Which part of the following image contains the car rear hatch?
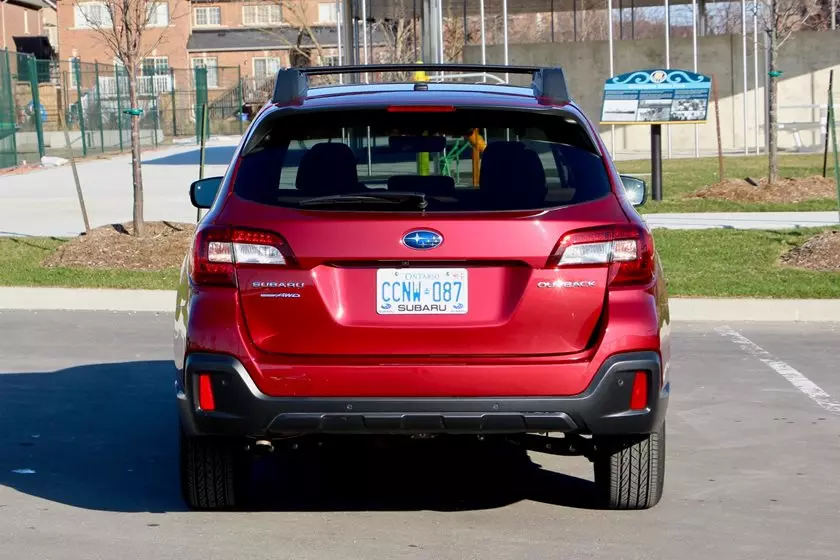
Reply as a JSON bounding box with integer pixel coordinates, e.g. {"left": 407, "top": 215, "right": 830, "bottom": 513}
{"left": 211, "top": 105, "right": 642, "bottom": 358}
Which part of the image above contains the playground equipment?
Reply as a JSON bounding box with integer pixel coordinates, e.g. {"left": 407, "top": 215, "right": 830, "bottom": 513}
{"left": 441, "top": 129, "right": 486, "bottom": 186}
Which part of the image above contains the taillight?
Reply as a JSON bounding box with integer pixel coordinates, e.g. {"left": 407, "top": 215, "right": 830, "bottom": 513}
{"left": 547, "top": 224, "right": 655, "bottom": 287}
{"left": 190, "top": 226, "right": 292, "bottom": 286}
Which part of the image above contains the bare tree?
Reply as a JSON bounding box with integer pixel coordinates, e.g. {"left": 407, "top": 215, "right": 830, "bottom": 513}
{"left": 756, "top": 0, "right": 819, "bottom": 182}
{"left": 74, "top": 0, "right": 182, "bottom": 237}
{"left": 265, "top": 0, "right": 327, "bottom": 68}
{"left": 369, "top": 2, "right": 416, "bottom": 77}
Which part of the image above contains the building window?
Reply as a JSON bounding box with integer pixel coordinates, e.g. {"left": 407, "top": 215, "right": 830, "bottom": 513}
{"left": 321, "top": 54, "right": 339, "bottom": 67}
{"left": 74, "top": 2, "right": 112, "bottom": 29}
{"left": 142, "top": 57, "right": 169, "bottom": 76}
{"left": 242, "top": 4, "right": 282, "bottom": 26}
{"left": 253, "top": 57, "right": 281, "bottom": 79}
{"left": 68, "top": 58, "right": 79, "bottom": 88}
{"left": 193, "top": 6, "right": 221, "bottom": 27}
{"left": 147, "top": 2, "right": 170, "bottom": 27}
{"left": 141, "top": 57, "right": 172, "bottom": 93}
{"left": 318, "top": 2, "right": 338, "bottom": 23}
{"left": 192, "top": 57, "right": 219, "bottom": 89}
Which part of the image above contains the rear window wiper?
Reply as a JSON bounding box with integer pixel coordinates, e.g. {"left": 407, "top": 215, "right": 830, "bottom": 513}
{"left": 298, "top": 191, "right": 428, "bottom": 209}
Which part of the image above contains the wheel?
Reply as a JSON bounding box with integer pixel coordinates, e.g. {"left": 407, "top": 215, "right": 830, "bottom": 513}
{"left": 592, "top": 422, "right": 666, "bottom": 510}
{"left": 180, "top": 433, "right": 246, "bottom": 510}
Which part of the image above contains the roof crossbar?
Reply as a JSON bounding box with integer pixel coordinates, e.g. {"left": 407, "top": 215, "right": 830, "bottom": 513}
{"left": 272, "top": 64, "right": 570, "bottom": 106}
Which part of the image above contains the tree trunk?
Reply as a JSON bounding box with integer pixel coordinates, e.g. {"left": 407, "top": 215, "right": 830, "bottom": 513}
{"left": 766, "top": 0, "right": 779, "bottom": 184}
{"left": 127, "top": 64, "right": 145, "bottom": 237}
{"left": 767, "top": 34, "right": 779, "bottom": 184}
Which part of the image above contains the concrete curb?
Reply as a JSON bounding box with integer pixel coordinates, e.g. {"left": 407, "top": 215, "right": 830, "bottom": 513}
{"left": 668, "top": 298, "right": 840, "bottom": 322}
{"left": 0, "top": 287, "right": 173, "bottom": 312}
{"left": 0, "top": 287, "right": 839, "bottom": 321}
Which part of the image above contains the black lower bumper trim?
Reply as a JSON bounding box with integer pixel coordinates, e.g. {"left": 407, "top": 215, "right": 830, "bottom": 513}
{"left": 267, "top": 412, "right": 577, "bottom": 434}
{"left": 177, "top": 352, "right": 668, "bottom": 437}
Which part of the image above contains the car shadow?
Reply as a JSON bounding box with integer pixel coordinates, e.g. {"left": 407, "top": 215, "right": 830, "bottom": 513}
{"left": 142, "top": 146, "right": 237, "bottom": 166}
{"left": 0, "top": 361, "right": 598, "bottom": 513}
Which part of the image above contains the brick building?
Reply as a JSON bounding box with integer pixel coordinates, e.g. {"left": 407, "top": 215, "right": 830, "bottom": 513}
{"left": 187, "top": 0, "right": 342, "bottom": 89}
{"left": 2, "top": 0, "right": 58, "bottom": 53}
{"left": 57, "top": 0, "right": 192, "bottom": 71}
{"left": 56, "top": 0, "right": 346, "bottom": 82}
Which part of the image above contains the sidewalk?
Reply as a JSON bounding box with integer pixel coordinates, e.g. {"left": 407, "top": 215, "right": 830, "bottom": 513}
{"left": 0, "top": 140, "right": 237, "bottom": 237}
{"left": 643, "top": 211, "right": 840, "bottom": 230}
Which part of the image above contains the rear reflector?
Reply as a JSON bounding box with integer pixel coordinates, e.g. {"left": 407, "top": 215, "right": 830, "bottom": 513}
{"left": 629, "top": 371, "right": 648, "bottom": 411}
{"left": 198, "top": 374, "right": 216, "bottom": 411}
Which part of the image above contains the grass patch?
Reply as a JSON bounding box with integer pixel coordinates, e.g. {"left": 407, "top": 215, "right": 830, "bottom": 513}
{"left": 0, "top": 237, "right": 178, "bottom": 290}
{"left": 655, "top": 228, "right": 840, "bottom": 298}
{"left": 2, "top": 229, "right": 839, "bottom": 298}
{"left": 618, "top": 153, "right": 840, "bottom": 213}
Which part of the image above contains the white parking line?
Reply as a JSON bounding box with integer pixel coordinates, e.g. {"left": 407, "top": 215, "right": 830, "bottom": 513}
{"left": 716, "top": 326, "right": 840, "bottom": 415}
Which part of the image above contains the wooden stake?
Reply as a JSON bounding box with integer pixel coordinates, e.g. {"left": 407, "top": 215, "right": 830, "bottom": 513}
{"left": 62, "top": 125, "right": 91, "bottom": 234}
{"left": 712, "top": 74, "right": 725, "bottom": 182}
{"left": 823, "top": 70, "right": 833, "bottom": 178}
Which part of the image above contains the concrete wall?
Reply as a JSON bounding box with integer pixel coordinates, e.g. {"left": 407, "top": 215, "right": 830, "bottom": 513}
{"left": 16, "top": 129, "right": 165, "bottom": 151}
{"left": 465, "top": 30, "right": 840, "bottom": 156}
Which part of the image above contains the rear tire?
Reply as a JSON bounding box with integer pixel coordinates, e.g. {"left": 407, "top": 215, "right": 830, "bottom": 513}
{"left": 592, "top": 422, "right": 666, "bottom": 510}
{"left": 180, "top": 433, "right": 246, "bottom": 510}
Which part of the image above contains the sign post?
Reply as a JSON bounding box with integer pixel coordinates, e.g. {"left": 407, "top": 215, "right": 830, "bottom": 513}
{"left": 600, "top": 69, "right": 712, "bottom": 201}
{"left": 651, "top": 124, "right": 662, "bottom": 201}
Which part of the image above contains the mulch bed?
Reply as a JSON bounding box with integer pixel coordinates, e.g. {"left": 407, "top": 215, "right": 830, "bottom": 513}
{"left": 688, "top": 176, "right": 837, "bottom": 203}
{"left": 780, "top": 230, "right": 840, "bottom": 272}
{"left": 43, "top": 221, "right": 195, "bottom": 270}
{"left": 0, "top": 163, "right": 40, "bottom": 176}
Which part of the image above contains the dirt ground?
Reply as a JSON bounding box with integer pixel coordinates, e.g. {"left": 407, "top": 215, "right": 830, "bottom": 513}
{"left": 688, "top": 176, "right": 837, "bottom": 203}
{"left": 780, "top": 229, "right": 840, "bottom": 272}
{"left": 42, "top": 221, "right": 195, "bottom": 270}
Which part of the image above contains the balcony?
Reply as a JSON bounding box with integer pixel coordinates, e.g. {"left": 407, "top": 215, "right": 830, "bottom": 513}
{"left": 97, "top": 74, "right": 174, "bottom": 98}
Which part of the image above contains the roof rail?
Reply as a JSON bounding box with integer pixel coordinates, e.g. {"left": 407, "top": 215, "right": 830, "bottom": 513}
{"left": 271, "top": 64, "right": 570, "bottom": 106}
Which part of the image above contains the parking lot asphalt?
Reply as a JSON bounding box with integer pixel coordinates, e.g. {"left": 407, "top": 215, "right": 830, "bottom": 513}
{"left": 0, "top": 311, "right": 838, "bottom": 560}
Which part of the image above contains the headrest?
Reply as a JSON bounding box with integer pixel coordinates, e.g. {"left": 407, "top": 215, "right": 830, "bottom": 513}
{"left": 295, "top": 142, "right": 359, "bottom": 195}
{"left": 479, "top": 142, "right": 547, "bottom": 208}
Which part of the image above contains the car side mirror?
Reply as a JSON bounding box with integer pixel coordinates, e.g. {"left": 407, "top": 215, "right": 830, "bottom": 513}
{"left": 190, "top": 176, "right": 223, "bottom": 209}
{"left": 620, "top": 175, "right": 647, "bottom": 207}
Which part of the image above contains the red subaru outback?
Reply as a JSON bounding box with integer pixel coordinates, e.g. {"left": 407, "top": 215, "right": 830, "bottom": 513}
{"left": 175, "top": 64, "right": 670, "bottom": 511}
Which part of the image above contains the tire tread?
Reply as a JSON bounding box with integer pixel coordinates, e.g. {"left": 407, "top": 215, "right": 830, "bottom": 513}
{"left": 180, "top": 434, "right": 241, "bottom": 510}
{"left": 593, "top": 422, "right": 665, "bottom": 510}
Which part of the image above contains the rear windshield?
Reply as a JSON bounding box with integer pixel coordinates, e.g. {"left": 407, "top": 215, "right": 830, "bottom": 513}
{"left": 234, "top": 108, "right": 612, "bottom": 212}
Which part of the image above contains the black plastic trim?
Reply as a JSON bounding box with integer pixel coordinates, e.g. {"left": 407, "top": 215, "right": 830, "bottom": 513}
{"left": 178, "top": 351, "right": 668, "bottom": 437}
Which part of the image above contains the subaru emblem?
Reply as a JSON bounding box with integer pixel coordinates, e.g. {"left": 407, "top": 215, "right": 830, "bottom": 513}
{"left": 402, "top": 229, "right": 443, "bottom": 250}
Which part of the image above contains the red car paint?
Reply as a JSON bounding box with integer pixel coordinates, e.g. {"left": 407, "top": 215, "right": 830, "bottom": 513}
{"left": 174, "top": 85, "right": 670, "bottom": 400}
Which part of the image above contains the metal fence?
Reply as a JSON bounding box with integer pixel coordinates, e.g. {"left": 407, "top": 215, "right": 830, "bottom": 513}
{"left": 0, "top": 49, "right": 246, "bottom": 168}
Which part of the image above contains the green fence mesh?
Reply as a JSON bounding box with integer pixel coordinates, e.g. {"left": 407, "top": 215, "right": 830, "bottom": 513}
{"left": 0, "top": 48, "right": 246, "bottom": 169}
{"left": 0, "top": 50, "right": 17, "bottom": 168}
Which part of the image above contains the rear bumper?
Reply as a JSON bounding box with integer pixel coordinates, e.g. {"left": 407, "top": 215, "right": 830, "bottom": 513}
{"left": 177, "top": 352, "right": 668, "bottom": 437}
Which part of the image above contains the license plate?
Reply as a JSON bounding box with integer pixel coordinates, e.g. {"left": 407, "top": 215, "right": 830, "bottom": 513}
{"left": 376, "top": 268, "right": 468, "bottom": 315}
